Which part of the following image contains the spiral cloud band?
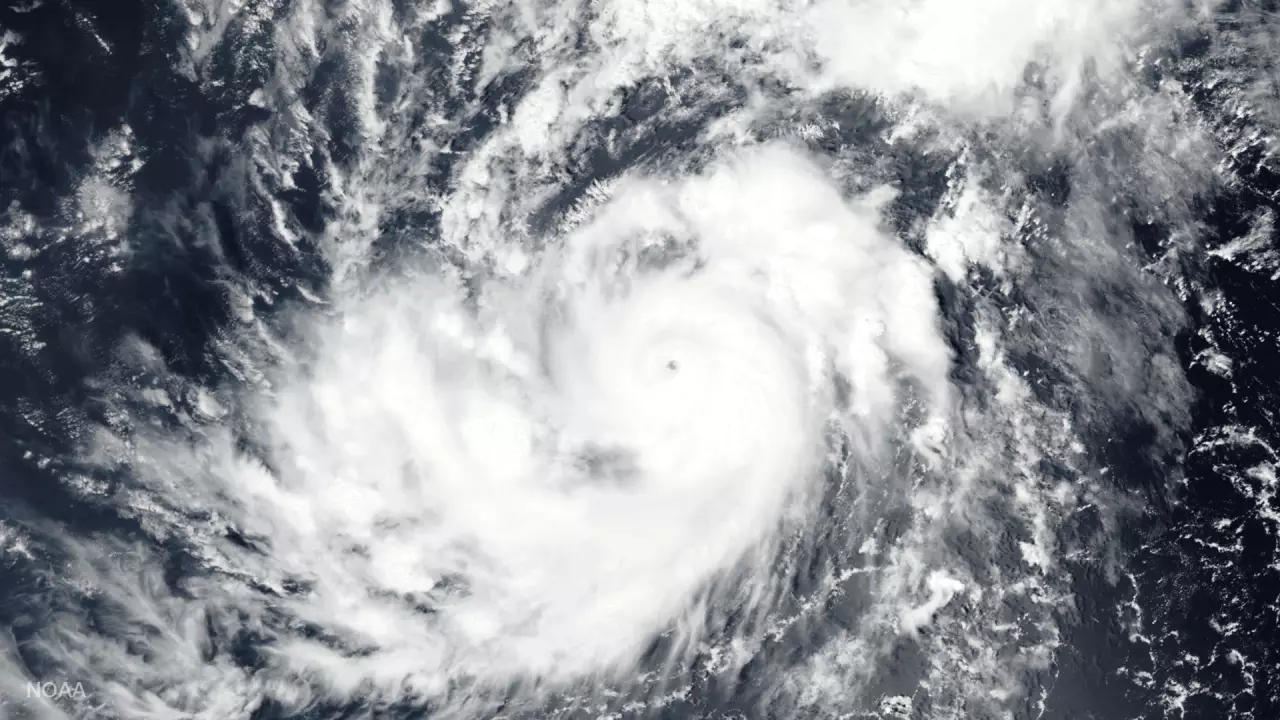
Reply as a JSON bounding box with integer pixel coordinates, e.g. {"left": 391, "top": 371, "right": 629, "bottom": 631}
{"left": 139, "top": 144, "right": 950, "bottom": 699}
{"left": 3, "top": 0, "right": 1269, "bottom": 715}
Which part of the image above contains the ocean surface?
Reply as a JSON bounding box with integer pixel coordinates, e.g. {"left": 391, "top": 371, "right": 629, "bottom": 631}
{"left": 1, "top": 1, "right": 1278, "bottom": 718}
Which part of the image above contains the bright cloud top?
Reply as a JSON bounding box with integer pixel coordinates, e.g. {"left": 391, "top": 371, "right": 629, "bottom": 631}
{"left": 130, "top": 144, "right": 953, "bottom": 697}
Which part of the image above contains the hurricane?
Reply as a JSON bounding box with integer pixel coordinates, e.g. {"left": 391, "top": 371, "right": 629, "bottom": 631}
{"left": 1, "top": 0, "right": 1278, "bottom": 719}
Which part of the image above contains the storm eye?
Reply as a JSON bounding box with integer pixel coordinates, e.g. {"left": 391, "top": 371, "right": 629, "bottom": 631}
{"left": 665, "top": 359, "right": 679, "bottom": 373}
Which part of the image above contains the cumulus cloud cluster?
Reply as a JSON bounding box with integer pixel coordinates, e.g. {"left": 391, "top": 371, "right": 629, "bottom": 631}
{"left": 0, "top": 0, "right": 1234, "bottom": 716}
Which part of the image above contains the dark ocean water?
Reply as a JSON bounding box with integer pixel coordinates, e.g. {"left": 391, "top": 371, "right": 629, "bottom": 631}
{"left": 1, "top": 1, "right": 1279, "bottom": 719}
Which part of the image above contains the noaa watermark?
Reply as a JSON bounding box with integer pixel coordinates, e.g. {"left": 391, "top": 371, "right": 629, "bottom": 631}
{"left": 26, "top": 681, "right": 88, "bottom": 701}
